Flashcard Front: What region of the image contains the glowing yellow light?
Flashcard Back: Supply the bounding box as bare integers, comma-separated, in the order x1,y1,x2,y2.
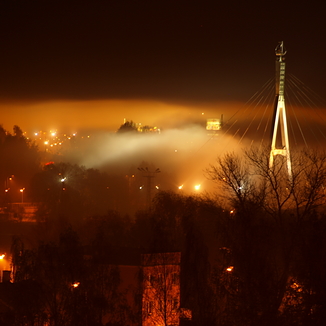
0,254,5,260
226,266,234,272
44,141,49,145
291,281,303,292
178,185,183,190
194,184,201,190
72,282,80,288
20,188,25,193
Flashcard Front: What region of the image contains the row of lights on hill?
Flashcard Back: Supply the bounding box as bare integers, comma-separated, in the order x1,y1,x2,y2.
178,184,201,191
137,184,202,191
127,171,202,192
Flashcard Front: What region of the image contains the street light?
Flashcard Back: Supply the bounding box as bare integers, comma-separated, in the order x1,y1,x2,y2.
72,281,80,288
20,188,25,203
59,175,66,191
194,184,201,191
4,175,14,192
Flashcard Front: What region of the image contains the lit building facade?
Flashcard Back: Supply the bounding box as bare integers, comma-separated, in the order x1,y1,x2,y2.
142,252,181,326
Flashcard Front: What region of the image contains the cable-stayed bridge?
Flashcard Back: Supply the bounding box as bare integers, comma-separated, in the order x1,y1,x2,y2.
187,42,326,190
219,42,326,156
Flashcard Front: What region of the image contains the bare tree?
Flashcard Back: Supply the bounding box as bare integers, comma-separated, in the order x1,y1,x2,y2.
142,252,181,326
205,151,265,214
206,147,326,325
207,147,326,221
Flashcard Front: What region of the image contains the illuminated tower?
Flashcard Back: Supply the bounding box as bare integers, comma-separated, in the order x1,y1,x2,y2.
269,41,292,177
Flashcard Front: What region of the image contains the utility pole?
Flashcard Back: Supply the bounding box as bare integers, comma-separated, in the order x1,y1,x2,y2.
138,167,161,211
269,41,292,177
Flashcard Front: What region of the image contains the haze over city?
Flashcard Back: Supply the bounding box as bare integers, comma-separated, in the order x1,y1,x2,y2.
1,0,325,135
1,1,326,325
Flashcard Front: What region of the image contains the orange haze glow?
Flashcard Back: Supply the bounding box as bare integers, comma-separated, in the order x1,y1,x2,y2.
0,99,243,134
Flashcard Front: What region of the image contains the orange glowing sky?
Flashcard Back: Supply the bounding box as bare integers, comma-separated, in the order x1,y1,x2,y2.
0,99,243,135
0,1,325,136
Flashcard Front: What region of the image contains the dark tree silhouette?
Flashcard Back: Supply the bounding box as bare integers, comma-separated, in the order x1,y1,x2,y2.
117,120,138,133
0,125,41,203
206,147,326,325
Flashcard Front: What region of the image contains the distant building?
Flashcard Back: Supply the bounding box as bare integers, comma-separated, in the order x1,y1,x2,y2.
137,124,161,134
142,252,182,326
206,115,223,133
119,120,161,134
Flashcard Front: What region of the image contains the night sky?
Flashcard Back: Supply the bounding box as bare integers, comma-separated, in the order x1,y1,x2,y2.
0,0,325,133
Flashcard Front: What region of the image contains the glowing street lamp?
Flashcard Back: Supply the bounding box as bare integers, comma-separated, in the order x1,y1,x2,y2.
60,176,66,191
194,184,201,191
72,281,80,288
4,175,14,192
226,266,234,272
20,188,25,203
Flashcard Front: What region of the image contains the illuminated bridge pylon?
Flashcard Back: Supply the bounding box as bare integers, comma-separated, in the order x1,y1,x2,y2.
269,41,292,178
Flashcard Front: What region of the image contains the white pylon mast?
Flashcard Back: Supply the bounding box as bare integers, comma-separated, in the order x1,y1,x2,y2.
269,41,292,177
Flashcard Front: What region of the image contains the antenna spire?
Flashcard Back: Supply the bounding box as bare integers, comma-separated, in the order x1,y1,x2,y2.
269,41,292,177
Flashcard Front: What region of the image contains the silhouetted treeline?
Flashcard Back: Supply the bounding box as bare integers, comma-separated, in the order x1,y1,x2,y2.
0,125,40,204
1,126,326,325
3,187,326,326
6,227,135,326
0,125,144,218
117,120,138,133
